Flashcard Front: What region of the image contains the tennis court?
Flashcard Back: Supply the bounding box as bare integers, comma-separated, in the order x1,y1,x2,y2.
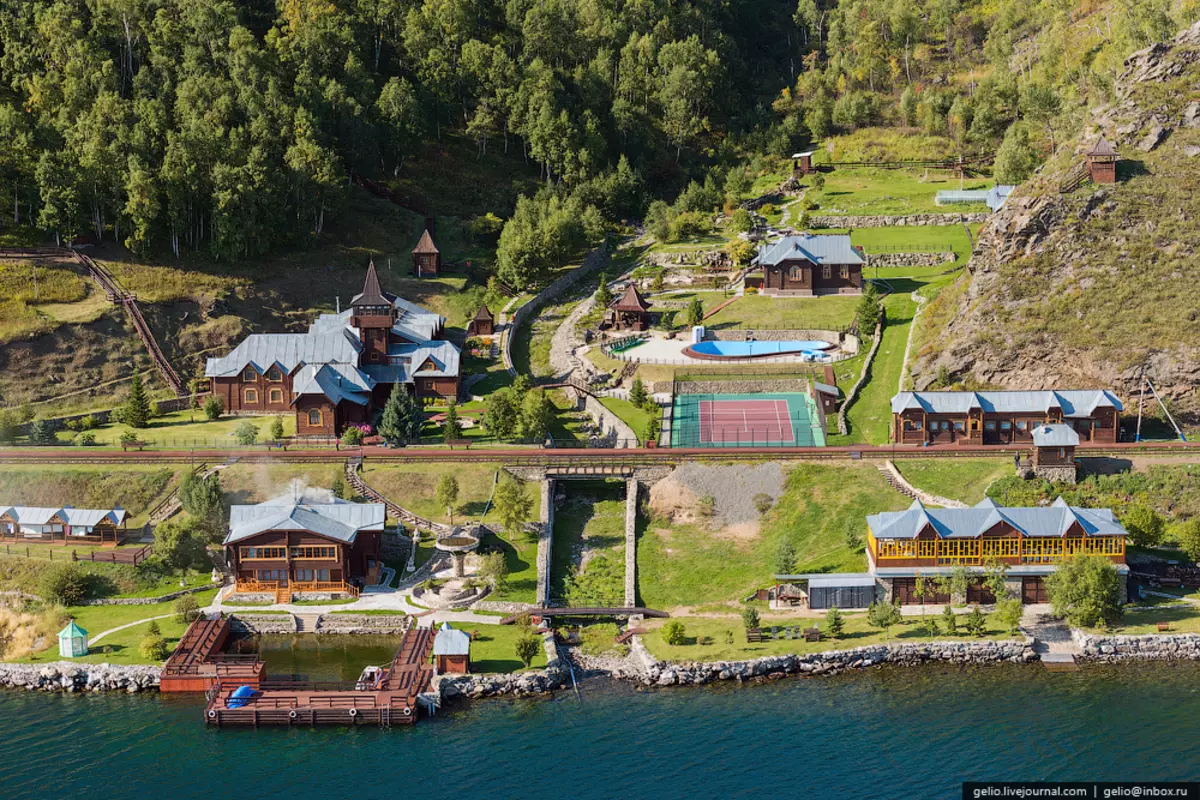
670,392,825,448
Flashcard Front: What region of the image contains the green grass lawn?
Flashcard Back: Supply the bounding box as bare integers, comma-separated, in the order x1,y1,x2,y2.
642,611,1018,662
704,294,860,331
895,458,1013,505
484,528,540,606
807,167,991,217
637,463,909,610
441,622,547,673
551,483,626,602
0,464,181,527
42,409,298,449
1089,605,1200,636
361,462,503,524
219,463,346,506
17,589,220,666
598,397,659,444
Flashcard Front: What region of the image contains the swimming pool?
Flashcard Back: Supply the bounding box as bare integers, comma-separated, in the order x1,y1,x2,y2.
684,339,833,360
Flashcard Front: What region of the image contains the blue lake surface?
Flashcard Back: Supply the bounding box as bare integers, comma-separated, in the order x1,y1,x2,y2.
689,340,831,357
1,662,1198,799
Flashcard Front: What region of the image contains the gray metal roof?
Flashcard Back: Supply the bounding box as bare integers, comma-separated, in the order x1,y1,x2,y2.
808,574,877,588
987,185,1015,211
291,363,374,407
205,328,361,378
936,190,990,204
433,622,471,656
226,494,385,544
755,234,865,267
1031,424,1080,447
813,382,838,397
890,390,1122,416
0,506,126,526
867,497,1127,541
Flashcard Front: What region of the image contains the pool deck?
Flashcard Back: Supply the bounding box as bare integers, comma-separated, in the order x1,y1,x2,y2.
596,337,840,366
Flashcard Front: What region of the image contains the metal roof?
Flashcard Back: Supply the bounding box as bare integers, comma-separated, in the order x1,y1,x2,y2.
755,234,865,267
433,623,471,656
791,151,815,158
890,390,1122,416
0,506,126,526
204,328,361,379
58,622,88,639
1087,137,1118,157
226,495,385,544
867,497,1127,540
291,363,374,407
1031,424,1080,447
807,575,877,588
813,382,839,397
351,262,389,307
987,185,1015,211
936,190,990,204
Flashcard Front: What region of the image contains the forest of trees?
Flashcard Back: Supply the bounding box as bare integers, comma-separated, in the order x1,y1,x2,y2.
0,0,1194,267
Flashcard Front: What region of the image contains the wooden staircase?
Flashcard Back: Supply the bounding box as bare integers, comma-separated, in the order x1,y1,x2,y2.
275,584,291,605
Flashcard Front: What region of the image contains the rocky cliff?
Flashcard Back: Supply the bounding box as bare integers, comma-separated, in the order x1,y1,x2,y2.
912,22,1200,422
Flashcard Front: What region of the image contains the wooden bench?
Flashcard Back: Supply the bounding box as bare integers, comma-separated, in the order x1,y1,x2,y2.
803,626,822,642
446,439,472,450
1157,622,1172,632
265,441,288,451
121,441,146,452
745,628,763,643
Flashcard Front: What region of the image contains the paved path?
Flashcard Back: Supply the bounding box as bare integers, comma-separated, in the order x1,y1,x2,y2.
90,613,176,645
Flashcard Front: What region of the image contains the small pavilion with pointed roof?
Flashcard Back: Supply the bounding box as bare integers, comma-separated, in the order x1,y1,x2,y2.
1085,137,1119,184
58,621,88,658
603,284,652,332
412,229,440,276
467,304,494,337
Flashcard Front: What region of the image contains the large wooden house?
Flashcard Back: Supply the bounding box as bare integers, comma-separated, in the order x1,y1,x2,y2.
226,490,386,600
866,497,1129,605
889,390,1122,446
0,506,128,546
205,262,460,437
751,234,865,296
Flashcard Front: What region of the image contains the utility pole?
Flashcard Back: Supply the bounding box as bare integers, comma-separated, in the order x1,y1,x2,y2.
1134,363,1146,442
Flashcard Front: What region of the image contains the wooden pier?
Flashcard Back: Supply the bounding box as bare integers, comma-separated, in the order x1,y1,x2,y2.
202,625,435,728
159,614,265,693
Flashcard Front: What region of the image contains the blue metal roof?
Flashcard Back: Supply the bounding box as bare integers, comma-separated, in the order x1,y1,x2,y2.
890,390,1123,417
755,234,865,267
867,498,1127,540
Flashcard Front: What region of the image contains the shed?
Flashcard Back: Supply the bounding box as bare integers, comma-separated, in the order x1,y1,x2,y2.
807,575,877,610
58,621,88,658
467,304,495,337
432,622,471,674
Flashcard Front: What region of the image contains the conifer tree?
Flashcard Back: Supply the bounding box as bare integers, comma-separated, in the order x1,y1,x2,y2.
125,372,151,429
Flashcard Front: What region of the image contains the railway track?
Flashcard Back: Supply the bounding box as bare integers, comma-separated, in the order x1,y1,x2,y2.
0,440,1196,466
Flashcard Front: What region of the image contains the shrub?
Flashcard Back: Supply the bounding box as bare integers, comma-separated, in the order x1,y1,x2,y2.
79,415,97,431
202,396,224,421
1172,518,1200,561
662,620,687,646
1122,505,1165,548
741,606,760,630
174,594,201,624
65,419,80,432
119,429,140,446
341,426,364,447
825,606,845,639
42,564,89,605
729,208,754,233
697,495,716,517
753,493,774,514
147,620,161,637
140,631,170,661
941,605,958,635
965,606,986,637
76,431,96,446
28,419,57,446
515,630,541,667
995,597,1024,636
269,416,285,441
1047,555,1123,629
233,420,259,445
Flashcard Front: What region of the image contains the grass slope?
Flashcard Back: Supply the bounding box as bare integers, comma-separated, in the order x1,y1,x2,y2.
895,458,1013,504
0,465,179,526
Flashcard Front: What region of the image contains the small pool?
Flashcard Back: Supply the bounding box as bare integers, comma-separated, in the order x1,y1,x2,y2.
685,340,833,360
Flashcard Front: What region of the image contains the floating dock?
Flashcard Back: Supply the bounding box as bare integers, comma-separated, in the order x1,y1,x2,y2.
159,614,264,693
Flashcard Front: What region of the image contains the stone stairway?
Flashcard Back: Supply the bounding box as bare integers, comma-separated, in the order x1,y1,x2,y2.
875,461,967,508
293,614,322,633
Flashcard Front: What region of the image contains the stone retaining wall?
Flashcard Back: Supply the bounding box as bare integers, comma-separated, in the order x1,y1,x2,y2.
80,584,220,606
536,479,554,607
812,213,986,228
676,379,811,395
316,614,409,634
864,252,956,267
624,479,638,607
229,613,298,634
629,636,1034,687
471,600,539,614
707,329,842,346
0,662,161,693
563,386,637,447
438,630,568,699
1074,630,1200,661
837,316,884,436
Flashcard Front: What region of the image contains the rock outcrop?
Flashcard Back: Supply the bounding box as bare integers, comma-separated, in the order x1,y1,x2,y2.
911,22,1200,421
0,662,160,693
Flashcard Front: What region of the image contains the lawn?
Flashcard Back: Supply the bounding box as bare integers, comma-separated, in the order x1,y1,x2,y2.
1089,605,1200,636
0,553,214,600
641,611,1019,662
484,527,540,606
16,589,220,666
219,463,346,506
551,483,627,603
360,462,504,524
441,622,547,673
895,458,1013,505
806,167,991,217
41,409,299,449
637,463,909,609
0,464,181,526
703,293,860,332
598,397,659,444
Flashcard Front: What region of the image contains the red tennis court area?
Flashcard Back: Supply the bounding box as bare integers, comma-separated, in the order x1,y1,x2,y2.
698,398,796,445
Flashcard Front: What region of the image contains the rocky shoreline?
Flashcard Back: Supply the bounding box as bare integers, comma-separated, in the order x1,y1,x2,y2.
0,662,160,693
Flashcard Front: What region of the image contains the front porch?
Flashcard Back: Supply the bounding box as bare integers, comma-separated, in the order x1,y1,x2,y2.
232,579,362,604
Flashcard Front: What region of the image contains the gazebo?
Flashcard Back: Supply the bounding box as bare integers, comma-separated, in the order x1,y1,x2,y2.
58,621,88,658
1085,137,1118,184
412,229,441,276
432,622,470,674
603,284,652,332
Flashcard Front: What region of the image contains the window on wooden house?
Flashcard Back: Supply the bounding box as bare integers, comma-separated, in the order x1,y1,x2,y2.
290,546,337,560
822,265,831,280
953,421,965,432
307,409,322,426
985,421,997,431
244,388,258,403
242,367,257,382
841,265,849,279
1000,421,1012,431
266,367,282,382
269,388,284,404
789,266,802,280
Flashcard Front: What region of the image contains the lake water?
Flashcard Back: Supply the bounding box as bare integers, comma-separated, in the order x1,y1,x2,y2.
240,634,405,682
2,662,1198,800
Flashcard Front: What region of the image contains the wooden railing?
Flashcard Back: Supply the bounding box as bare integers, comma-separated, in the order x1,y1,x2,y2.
233,579,281,594
293,581,359,597
233,579,358,598
868,531,1125,567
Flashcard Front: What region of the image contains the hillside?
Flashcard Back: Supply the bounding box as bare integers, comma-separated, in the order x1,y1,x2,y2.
911,22,1200,425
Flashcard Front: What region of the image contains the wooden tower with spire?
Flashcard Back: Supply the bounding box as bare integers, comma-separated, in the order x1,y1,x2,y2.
1085,137,1118,184
412,228,441,277
350,260,394,364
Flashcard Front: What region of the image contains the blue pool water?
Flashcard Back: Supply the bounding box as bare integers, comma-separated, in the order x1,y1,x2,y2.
688,339,832,357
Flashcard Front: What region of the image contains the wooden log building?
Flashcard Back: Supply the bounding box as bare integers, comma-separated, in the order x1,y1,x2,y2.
889,390,1122,446
1085,137,1119,184
603,284,652,332
0,506,128,546
751,234,865,296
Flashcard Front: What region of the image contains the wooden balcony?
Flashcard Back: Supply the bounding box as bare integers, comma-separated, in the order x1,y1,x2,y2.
233,579,359,599
868,532,1125,568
